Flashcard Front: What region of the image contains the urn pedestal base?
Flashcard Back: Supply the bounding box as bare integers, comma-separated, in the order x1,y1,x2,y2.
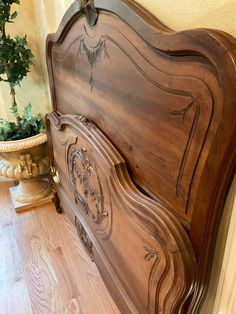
10,177,54,212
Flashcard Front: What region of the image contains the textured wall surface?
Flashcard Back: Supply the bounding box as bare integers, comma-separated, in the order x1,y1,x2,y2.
0,1,50,121
135,0,236,37
212,176,236,314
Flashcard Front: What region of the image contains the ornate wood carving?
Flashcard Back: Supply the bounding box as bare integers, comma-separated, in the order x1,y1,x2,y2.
144,247,160,262
172,99,201,197
55,27,212,218
69,146,108,224
80,0,98,26
47,112,197,313
46,1,236,313
75,216,94,260
76,114,89,127
78,35,108,90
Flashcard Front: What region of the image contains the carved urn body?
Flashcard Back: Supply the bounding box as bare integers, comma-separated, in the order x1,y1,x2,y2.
0,133,51,211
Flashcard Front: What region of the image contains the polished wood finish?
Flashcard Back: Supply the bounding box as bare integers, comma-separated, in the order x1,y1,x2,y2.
47,113,197,313
0,181,119,313
46,0,236,312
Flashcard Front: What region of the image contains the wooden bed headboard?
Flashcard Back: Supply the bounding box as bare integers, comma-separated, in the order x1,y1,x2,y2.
46,0,236,312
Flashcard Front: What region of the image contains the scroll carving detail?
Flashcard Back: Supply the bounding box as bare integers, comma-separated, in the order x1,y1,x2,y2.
144,247,160,262
75,216,94,260
69,147,108,224
80,0,98,26
78,36,108,90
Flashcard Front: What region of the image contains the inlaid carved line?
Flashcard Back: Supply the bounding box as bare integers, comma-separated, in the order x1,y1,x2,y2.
69,147,108,223
106,34,201,198
78,36,109,90
144,247,160,261
77,32,196,105
105,34,195,99
77,33,201,197
172,99,200,197
144,246,161,312
75,216,94,260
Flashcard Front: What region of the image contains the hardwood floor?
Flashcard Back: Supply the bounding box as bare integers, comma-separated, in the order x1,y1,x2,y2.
0,181,120,314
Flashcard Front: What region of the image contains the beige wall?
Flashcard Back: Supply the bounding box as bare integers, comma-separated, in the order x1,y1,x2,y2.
135,0,236,37
33,0,236,38
212,176,236,313
0,1,50,121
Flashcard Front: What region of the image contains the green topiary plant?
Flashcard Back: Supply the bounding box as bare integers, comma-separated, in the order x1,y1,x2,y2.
0,0,44,141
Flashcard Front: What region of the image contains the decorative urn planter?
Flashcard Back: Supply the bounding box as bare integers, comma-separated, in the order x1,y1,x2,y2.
0,133,52,212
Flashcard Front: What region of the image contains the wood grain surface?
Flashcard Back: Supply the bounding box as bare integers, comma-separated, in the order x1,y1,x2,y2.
0,181,119,314
47,112,197,314
46,0,236,312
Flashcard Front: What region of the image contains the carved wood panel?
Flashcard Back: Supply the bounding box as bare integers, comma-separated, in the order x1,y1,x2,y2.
46,1,236,312
49,13,216,226
47,112,197,313
69,147,108,224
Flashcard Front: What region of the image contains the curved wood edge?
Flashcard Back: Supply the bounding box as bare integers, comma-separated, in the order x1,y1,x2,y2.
46,112,197,312
57,186,139,314
46,0,236,113
47,0,236,64
190,135,236,313
112,165,197,312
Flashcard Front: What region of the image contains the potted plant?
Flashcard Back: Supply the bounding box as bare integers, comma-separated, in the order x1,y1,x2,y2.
0,0,51,211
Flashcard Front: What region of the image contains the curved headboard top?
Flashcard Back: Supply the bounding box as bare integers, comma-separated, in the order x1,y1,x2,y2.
46,0,236,311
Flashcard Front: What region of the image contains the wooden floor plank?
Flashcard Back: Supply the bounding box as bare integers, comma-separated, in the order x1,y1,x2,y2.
0,182,33,314
16,211,60,314
0,182,120,314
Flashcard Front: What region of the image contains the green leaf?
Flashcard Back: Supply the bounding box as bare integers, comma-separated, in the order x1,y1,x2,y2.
9,104,19,117
0,102,45,141
0,0,43,141
10,11,17,20
38,119,45,133
23,102,33,120
0,33,34,86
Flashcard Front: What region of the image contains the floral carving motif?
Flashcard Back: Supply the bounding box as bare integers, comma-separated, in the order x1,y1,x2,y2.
69,147,108,223
144,247,160,262
78,36,109,90
75,216,94,260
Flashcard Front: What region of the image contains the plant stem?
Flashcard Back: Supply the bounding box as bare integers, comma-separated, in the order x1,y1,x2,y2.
0,24,6,38
0,21,20,125
9,83,20,125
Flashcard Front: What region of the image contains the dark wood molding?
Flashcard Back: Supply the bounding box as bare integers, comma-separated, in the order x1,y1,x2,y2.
46,1,236,312
80,0,98,26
